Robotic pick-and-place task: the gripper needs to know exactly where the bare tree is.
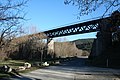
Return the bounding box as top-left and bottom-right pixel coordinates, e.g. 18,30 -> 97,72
64,0 -> 120,17
9,31 -> 47,60
0,0 -> 28,50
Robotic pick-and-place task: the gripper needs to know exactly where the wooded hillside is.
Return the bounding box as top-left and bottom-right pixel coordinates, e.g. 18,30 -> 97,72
72,38 -> 94,53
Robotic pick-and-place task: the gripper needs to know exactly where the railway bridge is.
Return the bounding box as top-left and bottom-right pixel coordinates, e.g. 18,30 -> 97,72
31,11 -> 120,67
43,11 -> 120,38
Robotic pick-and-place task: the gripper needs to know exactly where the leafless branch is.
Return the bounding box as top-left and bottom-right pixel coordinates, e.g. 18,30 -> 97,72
64,0 -> 120,17
0,0 -> 28,50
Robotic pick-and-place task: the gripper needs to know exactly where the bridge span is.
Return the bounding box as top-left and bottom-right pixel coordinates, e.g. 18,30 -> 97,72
27,11 -> 120,39
43,17 -> 111,38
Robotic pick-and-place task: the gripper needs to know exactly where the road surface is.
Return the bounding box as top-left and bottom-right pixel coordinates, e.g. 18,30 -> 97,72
22,58 -> 120,80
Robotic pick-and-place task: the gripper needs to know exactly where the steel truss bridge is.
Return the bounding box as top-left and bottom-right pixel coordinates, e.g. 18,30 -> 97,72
29,12 -> 119,39
43,17 -> 109,38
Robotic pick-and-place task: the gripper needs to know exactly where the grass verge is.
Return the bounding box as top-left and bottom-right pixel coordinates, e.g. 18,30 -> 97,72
0,60 -> 40,78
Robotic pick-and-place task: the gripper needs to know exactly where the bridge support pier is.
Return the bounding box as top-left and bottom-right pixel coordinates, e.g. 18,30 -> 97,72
46,38 -> 55,59
89,11 -> 120,68
89,31 -> 112,58
89,31 -> 112,67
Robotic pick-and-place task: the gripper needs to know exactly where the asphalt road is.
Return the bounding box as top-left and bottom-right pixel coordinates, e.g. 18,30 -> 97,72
21,58 -> 120,80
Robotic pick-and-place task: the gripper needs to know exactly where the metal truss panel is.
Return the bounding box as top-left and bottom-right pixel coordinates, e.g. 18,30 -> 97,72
43,18 -> 109,38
